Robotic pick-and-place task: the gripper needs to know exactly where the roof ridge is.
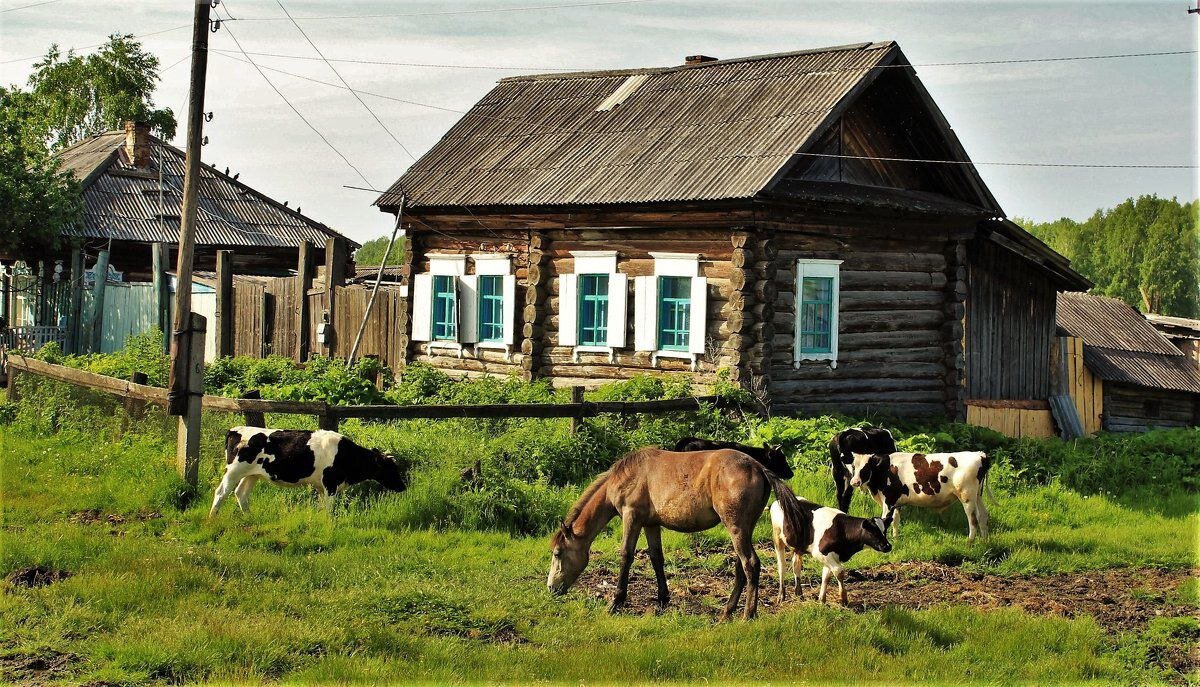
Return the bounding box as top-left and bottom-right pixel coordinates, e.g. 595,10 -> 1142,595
498,41 -> 895,83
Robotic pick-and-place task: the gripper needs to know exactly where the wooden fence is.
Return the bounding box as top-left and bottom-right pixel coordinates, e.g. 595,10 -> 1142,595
4,354 -> 735,434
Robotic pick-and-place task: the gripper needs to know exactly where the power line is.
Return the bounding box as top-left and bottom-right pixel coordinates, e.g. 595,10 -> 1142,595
275,0 -> 417,162
207,48 -> 582,72
223,0 -> 659,22
216,7 -> 376,190
0,24 -> 191,65
0,0 -> 63,13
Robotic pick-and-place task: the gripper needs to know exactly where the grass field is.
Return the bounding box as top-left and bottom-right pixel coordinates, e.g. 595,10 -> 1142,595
1,379 -> 1198,686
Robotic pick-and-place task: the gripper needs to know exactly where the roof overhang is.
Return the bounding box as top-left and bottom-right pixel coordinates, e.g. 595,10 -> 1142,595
981,218 -> 1091,291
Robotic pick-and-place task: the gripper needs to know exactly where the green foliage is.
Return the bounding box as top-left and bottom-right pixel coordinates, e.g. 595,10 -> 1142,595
36,327 -> 169,386
17,34 -> 176,151
204,355 -> 391,406
352,235 -> 406,266
1019,195 -> 1200,317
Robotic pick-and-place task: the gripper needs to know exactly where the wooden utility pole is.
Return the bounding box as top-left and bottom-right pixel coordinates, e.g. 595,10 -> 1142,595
214,250 -> 233,357
167,0 -> 213,417
88,250 -> 110,353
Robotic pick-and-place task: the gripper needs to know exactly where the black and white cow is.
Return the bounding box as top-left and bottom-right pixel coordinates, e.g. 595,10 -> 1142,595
209,427 -> 406,516
672,437 -> 793,478
849,451 -> 992,540
828,426 -> 897,512
769,499 -> 891,605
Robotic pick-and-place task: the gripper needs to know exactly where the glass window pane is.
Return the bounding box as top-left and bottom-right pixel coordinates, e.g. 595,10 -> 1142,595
578,274 -> 610,347
658,276 -> 691,351
800,275 -> 834,354
432,275 -> 457,341
478,275 -> 503,342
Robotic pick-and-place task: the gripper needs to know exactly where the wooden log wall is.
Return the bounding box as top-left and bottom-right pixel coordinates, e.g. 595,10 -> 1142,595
965,239 -> 1056,401
1103,383 -> 1197,432
769,227 -> 952,418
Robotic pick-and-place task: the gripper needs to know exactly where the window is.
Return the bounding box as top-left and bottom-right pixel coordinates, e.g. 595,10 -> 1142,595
431,275 -> 457,341
478,275 -> 504,343
578,274 -> 609,347
657,276 -> 691,351
793,259 -> 842,366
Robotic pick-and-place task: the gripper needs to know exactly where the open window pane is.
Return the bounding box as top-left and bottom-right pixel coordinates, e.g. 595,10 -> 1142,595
800,276 -> 833,354
478,275 -> 503,343
432,275 -> 457,341
578,273 -> 609,347
657,275 -> 691,351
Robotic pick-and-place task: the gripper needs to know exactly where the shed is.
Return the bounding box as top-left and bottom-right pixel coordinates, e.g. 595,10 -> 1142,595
1146,313 -> 1200,368
1057,292 -> 1200,431
374,41 -> 1088,420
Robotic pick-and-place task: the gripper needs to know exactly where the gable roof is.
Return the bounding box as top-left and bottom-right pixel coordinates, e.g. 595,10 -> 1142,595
58,132 -> 357,250
375,41 -> 997,212
1146,313 -> 1200,340
1057,292 -> 1200,394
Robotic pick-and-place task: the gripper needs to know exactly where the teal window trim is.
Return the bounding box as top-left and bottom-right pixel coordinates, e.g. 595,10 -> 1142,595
799,275 -> 834,354
657,275 -> 691,351
431,274 -> 457,341
477,275 -> 504,343
577,273 -> 610,347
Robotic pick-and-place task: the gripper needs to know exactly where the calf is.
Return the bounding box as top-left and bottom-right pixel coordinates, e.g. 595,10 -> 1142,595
209,427 -> 406,516
672,437 -> 793,478
770,500 -> 890,605
828,426 -> 897,512
849,451 -> 991,540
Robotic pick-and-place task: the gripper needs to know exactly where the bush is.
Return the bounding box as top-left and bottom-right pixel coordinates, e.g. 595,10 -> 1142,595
37,328 -> 170,386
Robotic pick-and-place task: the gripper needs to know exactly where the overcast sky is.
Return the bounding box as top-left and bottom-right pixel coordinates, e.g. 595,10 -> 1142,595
1,0 -> 1197,243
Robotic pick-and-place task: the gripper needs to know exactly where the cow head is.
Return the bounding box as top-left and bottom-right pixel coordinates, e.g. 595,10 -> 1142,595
850,453 -> 889,488
859,516 -> 892,553
547,522 -> 590,596
374,452 -> 407,492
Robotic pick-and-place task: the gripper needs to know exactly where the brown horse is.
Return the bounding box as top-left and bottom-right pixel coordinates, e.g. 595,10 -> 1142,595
547,447 -> 812,620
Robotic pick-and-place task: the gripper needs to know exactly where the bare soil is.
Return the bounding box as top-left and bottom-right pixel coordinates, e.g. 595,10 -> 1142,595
578,555 -> 1198,633
4,566 -> 71,589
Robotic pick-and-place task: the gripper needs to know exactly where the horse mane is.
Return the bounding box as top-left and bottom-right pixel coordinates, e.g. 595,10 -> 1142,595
561,449 -> 648,527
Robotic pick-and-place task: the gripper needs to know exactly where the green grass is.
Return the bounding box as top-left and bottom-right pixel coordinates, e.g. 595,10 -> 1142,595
2,420 -> 1197,686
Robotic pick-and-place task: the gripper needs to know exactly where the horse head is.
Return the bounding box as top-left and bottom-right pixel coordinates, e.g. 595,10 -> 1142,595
547,521 -> 589,595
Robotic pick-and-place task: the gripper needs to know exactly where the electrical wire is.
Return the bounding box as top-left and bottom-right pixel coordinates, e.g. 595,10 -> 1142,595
216,9 -> 376,190
0,24 -> 192,65
274,0 -> 417,162
0,0 -> 63,13
222,0 -> 659,22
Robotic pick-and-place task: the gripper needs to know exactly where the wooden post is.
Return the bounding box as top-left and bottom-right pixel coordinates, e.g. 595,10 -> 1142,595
242,389 -> 266,427
123,371 -> 149,429
318,409 -> 339,432
167,0 -> 212,417
214,250 -> 233,358
152,243 -> 170,352
65,249 -> 84,354
569,385 -> 584,434
88,250 -> 111,354
323,237 -> 348,357
5,363 -> 18,403
296,241 -> 314,363
348,203 -> 403,365
176,312 -> 206,488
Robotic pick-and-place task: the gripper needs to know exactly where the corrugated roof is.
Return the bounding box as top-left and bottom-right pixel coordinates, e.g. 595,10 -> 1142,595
377,42 -> 910,209
1057,292 -> 1180,355
58,132 -> 357,250
1058,292 -> 1200,394
1146,313 -> 1200,339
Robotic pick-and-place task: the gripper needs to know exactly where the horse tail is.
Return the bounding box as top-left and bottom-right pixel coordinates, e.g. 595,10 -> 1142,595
762,469 -> 813,550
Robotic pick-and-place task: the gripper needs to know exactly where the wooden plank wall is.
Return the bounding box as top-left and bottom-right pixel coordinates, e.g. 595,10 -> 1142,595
264,276 -> 299,359
965,403 -> 1056,438
965,239 -> 1056,400
231,279 -> 266,357
1063,335 -> 1103,434
1104,383 -> 1196,431
770,230 -> 950,417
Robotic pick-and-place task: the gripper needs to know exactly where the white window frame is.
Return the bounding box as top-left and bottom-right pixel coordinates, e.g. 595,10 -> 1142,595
793,258 -> 843,369
425,254 -> 467,356
564,251 -> 626,362
469,253 -> 514,360
641,252 -> 704,370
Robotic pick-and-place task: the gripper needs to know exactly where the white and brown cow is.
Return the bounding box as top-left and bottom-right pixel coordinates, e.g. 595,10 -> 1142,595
770,499 -> 891,605
209,427 -> 406,516
849,451 -> 992,540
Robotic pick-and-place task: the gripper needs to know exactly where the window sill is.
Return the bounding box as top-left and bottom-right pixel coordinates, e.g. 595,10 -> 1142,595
794,355 -> 838,369
427,341 -> 465,358
573,346 -> 615,363
473,342 -> 512,361
653,349 -> 698,370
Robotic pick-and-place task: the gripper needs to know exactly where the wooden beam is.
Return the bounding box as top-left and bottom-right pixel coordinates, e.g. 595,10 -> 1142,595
964,398 -> 1050,410
214,250 -> 233,358
88,250 -> 110,354
323,237 -> 348,357
65,249 -> 85,354
296,240 -> 314,363
176,312 -> 206,487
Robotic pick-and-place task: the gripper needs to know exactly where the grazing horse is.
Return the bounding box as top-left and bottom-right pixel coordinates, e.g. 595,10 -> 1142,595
547,447 -> 812,621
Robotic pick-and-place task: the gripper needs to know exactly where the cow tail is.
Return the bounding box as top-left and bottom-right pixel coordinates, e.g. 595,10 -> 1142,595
979,453 -> 997,505
763,470 -> 812,550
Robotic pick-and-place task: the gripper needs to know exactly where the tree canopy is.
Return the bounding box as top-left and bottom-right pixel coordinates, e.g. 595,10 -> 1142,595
353,235 -> 406,266
1018,195 -> 1200,318
1,35 -> 175,260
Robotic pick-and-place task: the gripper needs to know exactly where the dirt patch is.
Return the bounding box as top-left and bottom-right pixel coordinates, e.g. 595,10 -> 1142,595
69,508 -> 161,527
0,649 -> 80,684
576,556 -> 1198,633
5,566 -> 71,589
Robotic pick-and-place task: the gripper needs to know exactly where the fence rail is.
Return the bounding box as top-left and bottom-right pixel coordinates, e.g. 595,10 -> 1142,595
3,355 -> 736,430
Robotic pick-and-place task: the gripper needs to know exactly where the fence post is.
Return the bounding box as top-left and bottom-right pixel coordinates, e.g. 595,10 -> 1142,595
296,241 -> 314,363
214,250 -> 233,358
5,362 -> 18,403
242,389 -> 266,427
318,406 -> 339,433
152,243 -> 171,353
124,371 -> 149,425
65,249 -> 85,354
569,385 -> 584,434
323,237 -> 348,357
88,250 -> 111,354
176,312 -> 206,489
